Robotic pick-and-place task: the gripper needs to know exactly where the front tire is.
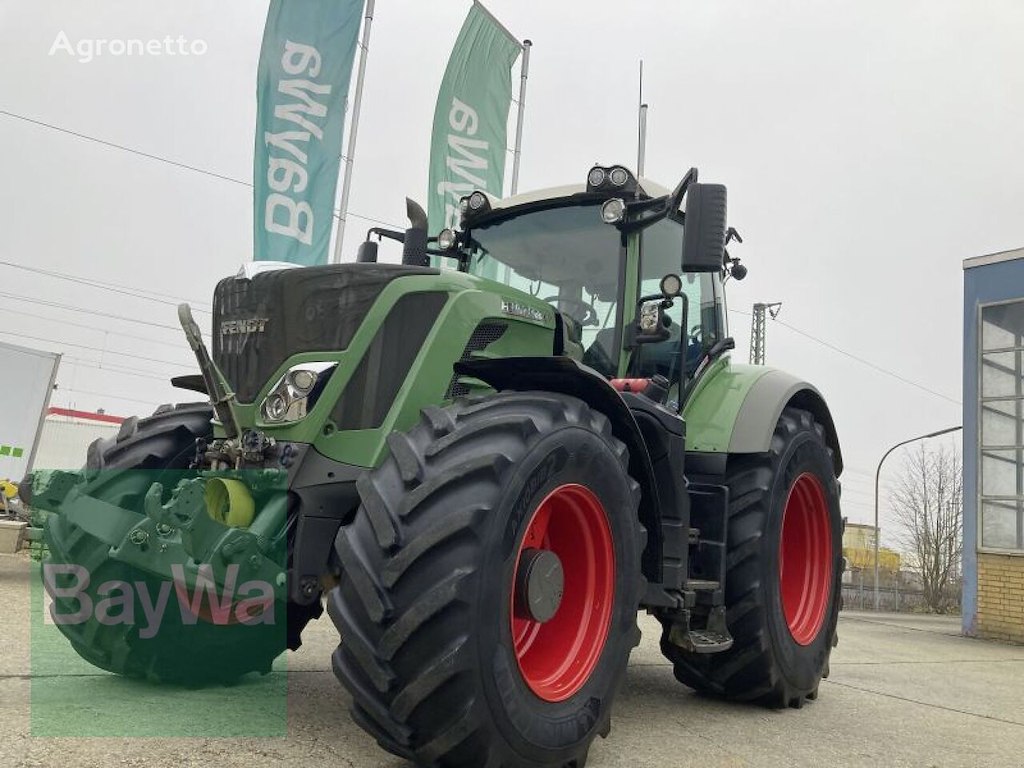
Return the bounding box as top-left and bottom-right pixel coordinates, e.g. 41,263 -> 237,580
329,392 -> 644,767
660,407 -> 842,707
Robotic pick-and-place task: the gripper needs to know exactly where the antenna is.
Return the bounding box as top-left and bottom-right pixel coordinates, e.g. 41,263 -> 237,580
637,61 -> 648,178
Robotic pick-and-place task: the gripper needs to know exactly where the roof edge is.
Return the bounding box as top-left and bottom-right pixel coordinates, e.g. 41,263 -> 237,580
963,247 -> 1024,270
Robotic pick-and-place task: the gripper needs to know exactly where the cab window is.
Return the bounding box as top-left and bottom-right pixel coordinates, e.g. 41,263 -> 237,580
631,219 -> 725,390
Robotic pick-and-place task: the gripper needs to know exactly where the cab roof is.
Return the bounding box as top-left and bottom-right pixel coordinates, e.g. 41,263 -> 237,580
483,177 -> 673,215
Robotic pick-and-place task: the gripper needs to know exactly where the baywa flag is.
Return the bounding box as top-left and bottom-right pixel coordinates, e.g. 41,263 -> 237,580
254,0 -> 364,266
428,2 -> 522,238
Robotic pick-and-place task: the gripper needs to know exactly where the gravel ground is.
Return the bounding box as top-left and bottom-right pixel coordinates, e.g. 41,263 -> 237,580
3,553 -> 1023,767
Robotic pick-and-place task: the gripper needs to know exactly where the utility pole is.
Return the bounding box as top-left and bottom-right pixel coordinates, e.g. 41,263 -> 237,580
749,302 -> 782,365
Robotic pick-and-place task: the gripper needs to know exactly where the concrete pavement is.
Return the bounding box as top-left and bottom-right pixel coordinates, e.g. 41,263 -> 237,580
3,553 -> 1023,767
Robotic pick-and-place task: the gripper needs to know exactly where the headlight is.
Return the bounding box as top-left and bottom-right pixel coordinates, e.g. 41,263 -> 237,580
587,167 -> 607,188
265,393 -> 288,421
260,362 -> 337,424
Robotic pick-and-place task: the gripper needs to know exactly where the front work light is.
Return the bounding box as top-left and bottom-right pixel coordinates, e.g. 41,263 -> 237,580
600,198 -> 626,224
437,228 -> 457,250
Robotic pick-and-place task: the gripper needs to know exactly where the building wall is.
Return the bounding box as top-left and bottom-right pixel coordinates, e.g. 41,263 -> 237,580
977,553 -> 1024,642
963,251 -> 1024,641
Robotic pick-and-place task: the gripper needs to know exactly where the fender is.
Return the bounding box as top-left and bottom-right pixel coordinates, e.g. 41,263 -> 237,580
685,359 -> 843,475
454,356 -> 669,584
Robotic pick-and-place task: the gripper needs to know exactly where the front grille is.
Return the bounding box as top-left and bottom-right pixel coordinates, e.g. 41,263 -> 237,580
445,322 -> 508,399
212,264 -> 437,403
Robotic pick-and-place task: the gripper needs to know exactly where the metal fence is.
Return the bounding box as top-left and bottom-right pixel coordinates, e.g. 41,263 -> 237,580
841,584 -> 961,614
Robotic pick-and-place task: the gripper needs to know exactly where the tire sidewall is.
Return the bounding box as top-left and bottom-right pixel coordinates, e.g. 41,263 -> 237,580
763,427 -> 842,693
475,424 -> 641,761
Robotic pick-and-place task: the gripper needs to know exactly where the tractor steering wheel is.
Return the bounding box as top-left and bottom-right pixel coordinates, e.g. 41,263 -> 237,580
689,324 -> 703,346
543,296 -> 600,327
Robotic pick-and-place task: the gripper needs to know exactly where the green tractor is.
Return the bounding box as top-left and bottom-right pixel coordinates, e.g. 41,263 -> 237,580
32,165 -> 843,767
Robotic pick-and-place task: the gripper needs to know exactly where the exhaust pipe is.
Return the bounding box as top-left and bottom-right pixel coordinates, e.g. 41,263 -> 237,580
402,198 -> 430,267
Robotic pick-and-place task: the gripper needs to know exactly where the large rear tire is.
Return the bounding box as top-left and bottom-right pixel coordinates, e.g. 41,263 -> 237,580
43,403 -> 320,684
329,392 -> 644,767
660,407 -> 842,708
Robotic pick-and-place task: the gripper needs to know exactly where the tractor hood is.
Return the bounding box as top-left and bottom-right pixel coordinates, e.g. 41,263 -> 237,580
212,263 -> 438,403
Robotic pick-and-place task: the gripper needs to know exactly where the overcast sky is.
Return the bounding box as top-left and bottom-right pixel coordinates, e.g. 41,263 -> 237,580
1,0 -> 1021,542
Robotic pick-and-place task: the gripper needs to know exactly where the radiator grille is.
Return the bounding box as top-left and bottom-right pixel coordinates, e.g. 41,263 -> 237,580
445,322 -> 508,399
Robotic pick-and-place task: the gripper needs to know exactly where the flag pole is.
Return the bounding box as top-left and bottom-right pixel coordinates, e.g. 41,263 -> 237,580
332,0 -> 375,264
509,38 -> 531,196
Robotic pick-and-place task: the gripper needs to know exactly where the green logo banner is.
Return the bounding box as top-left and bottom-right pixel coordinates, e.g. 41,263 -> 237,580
427,2 -> 522,238
253,0 -> 365,266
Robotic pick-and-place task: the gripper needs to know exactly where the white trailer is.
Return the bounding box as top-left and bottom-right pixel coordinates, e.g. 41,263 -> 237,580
0,341 -> 60,484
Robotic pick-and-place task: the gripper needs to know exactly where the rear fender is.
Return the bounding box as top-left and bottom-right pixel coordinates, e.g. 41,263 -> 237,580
685,360 -> 843,475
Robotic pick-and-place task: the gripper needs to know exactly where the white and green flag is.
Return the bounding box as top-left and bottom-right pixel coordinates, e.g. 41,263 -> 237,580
428,2 -> 523,237
254,0 -> 365,266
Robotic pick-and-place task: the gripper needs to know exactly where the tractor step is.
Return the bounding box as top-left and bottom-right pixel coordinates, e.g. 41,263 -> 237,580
681,628 -> 734,654
684,579 -> 720,592
665,605 -> 734,655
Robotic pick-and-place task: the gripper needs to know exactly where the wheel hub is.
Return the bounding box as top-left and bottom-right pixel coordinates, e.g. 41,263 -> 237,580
515,548 -> 565,623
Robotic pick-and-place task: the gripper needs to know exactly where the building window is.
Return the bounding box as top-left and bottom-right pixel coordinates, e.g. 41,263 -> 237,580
980,300 -> 1024,550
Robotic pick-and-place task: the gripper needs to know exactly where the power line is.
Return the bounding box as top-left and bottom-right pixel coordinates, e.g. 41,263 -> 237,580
0,260 -> 212,312
61,355 -> 181,384
725,308 -> 961,407
0,290 -> 184,332
0,306 -> 189,349
0,329 -> 192,371
771,317 -> 961,406
0,108 -> 404,230
55,386 -> 165,410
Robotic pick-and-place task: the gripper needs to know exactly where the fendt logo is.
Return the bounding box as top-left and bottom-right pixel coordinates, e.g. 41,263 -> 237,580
220,317 -> 270,336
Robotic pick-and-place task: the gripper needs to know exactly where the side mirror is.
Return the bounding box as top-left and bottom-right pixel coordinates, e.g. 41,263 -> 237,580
682,183 -> 728,272
356,240 -> 378,263
401,198 -> 430,267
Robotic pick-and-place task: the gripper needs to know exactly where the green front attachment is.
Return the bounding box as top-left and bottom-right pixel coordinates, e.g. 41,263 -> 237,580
35,467 -> 289,687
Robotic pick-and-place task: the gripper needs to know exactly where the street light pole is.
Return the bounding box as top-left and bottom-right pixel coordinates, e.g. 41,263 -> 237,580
873,425 -> 963,611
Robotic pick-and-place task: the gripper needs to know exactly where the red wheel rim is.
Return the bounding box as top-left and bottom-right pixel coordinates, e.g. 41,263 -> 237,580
510,483 -> 615,702
778,473 -> 833,645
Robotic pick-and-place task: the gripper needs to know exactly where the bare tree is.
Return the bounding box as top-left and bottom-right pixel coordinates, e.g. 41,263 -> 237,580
890,443 -> 963,614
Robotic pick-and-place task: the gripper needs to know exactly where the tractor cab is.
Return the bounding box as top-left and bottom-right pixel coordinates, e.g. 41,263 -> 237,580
441,165 -> 740,404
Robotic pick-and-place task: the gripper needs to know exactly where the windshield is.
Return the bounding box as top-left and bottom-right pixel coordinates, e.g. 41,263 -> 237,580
467,203 -> 625,377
